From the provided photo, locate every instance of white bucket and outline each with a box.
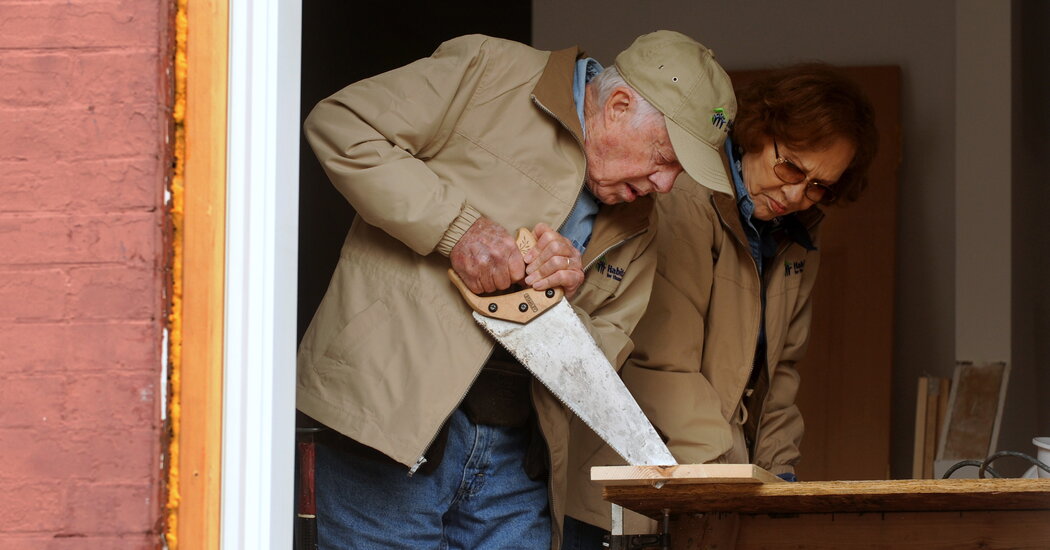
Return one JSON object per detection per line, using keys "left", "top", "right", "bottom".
{"left": 1034, "top": 437, "right": 1050, "bottom": 479}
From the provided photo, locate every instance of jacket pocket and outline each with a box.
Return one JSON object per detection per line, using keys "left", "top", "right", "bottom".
{"left": 320, "top": 299, "right": 391, "bottom": 368}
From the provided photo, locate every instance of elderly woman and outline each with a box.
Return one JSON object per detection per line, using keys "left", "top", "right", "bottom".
{"left": 562, "top": 63, "right": 878, "bottom": 547}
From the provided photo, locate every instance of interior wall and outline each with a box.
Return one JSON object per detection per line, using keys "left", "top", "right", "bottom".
{"left": 533, "top": 0, "right": 956, "bottom": 478}
{"left": 1015, "top": 0, "right": 1050, "bottom": 450}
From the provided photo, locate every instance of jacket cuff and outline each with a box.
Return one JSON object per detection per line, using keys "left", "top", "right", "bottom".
{"left": 435, "top": 204, "right": 482, "bottom": 257}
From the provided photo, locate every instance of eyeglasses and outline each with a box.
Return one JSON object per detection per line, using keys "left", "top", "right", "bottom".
{"left": 772, "top": 138, "right": 838, "bottom": 204}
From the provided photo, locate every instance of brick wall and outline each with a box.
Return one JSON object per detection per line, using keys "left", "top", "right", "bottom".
{"left": 0, "top": 1, "right": 171, "bottom": 548}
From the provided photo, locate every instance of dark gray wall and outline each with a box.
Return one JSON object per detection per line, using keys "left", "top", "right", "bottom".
{"left": 1013, "top": 0, "right": 1050, "bottom": 467}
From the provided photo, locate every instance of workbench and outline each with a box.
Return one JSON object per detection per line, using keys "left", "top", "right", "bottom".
{"left": 592, "top": 465, "right": 1050, "bottom": 550}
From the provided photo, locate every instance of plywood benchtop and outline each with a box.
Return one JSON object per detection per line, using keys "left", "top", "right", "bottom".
{"left": 592, "top": 464, "right": 1050, "bottom": 517}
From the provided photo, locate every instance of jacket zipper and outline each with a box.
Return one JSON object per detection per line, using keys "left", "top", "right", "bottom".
{"left": 751, "top": 212, "right": 823, "bottom": 452}
{"left": 530, "top": 95, "right": 589, "bottom": 233}
{"left": 408, "top": 344, "right": 496, "bottom": 476}
{"left": 712, "top": 199, "right": 764, "bottom": 416}
{"left": 582, "top": 227, "right": 646, "bottom": 272}
{"left": 722, "top": 205, "right": 824, "bottom": 459}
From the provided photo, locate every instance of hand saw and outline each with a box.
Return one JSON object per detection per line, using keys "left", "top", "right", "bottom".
{"left": 448, "top": 228, "right": 676, "bottom": 466}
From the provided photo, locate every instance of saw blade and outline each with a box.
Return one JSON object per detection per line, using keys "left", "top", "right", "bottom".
{"left": 472, "top": 299, "right": 676, "bottom": 466}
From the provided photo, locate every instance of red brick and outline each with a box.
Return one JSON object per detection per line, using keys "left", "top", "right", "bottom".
{"left": 0, "top": 269, "right": 67, "bottom": 321}
{"left": 0, "top": 375, "right": 66, "bottom": 428}
{"left": 0, "top": 158, "right": 160, "bottom": 213}
{"left": 0, "top": 535, "right": 158, "bottom": 550}
{"left": 66, "top": 482, "right": 158, "bottom": 535}
{"left": 0, "top": 1, "right": 161, "bottom": 50}
{"left": 0, "top": 322, "right": 159, "bottom": 374}
{"left": 70, "top": 50, "right": 162, "bottom": 108}
{"left": 0, "top": 480, "right": 67, "bottom": 532}
{"left": 0, "top": 104, "right": 162, "bottom": 163}
{"left": 67, "top": 265, "right": 160, "bottom": 321}
{"left": 0, "top": 213, "right": 159, "bottom": 266}
{"left": 69, "top": 323, "right": 162, "bottom": 372}
{"left": 0, "top": 52, "right": 70, "bottom": 106}
{"left": 0, "top": 50, "right": 160, "bottom": 109}
{"left": 0, "top": 428, "right": 158, "bottom": 483}
{"left": 64, "top": 373, "right": 158, "bottom": 428}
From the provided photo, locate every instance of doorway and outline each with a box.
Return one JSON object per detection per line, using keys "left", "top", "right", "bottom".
{"left": 298, "top": 1, "right": 533, "bottom": 341}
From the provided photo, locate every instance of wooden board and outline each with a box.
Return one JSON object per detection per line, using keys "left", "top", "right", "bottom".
{"left": 602, "top": 478, "right": 1050, "bottom": 517}
{"left": 676, "top": 510, "right": 1050, "bottom": 550}
{"left": 937, "top": 361, "right": 1010, "bottom": 461}
{"left": 912, "top": 376, "right": 950, "bottom": 478}
{"left": 591, "top": 464, "right": 783, "bottom": 486}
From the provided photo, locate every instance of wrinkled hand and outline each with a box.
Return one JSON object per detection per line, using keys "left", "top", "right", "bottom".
{"left": 449, "top": 217, "right": 526, "bottom": 295}
{"left": 523, "top": 223, "right": 585, "bottom": 299}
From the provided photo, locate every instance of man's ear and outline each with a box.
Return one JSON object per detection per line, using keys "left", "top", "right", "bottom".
{"left": 603, "top": 87, "right": 633, "bottom": 126}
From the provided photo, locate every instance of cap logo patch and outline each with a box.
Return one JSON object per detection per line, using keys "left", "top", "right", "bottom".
{"left": 710, "top": 108, "right": 730, "bottom": 132}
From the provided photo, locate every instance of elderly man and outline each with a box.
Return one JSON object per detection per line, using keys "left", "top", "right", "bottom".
{"left": 297, "top": 30, "right": 735, "bottom": 549}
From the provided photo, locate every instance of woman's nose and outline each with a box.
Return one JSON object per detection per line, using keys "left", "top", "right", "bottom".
{"left": 782, "top": 180, "right": 808, "bottom": 203}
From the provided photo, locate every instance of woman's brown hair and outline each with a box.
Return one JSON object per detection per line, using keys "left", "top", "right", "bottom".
{"left": 732, "top": 63, "right": 878, "bottom": 204}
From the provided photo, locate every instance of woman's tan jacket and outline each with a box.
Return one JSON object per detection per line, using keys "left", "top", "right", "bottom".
{"left": 296, "top": 34, "right": 659, "bottom": 548}
{"left": 566, "top": 175, "right": 823, "bottom": 529}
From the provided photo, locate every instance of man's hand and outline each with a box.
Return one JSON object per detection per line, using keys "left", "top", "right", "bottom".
{"left": 449, "top": 217, "right": 526, "bottom": 295}
{"left": 523, "top": 223, "right": 585, "bottom": 299}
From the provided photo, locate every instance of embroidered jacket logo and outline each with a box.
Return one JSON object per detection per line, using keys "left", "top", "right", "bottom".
{"left": 784, "top": 260, "right": 805, "bottom": 276}
{"left": 594, "top": 257, "right": 626, "bottom": 282}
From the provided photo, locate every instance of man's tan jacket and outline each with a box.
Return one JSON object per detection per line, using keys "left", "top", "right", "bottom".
{"left": 297, "top": 34, "right": 659, "bottom": 548}
{"left": 566, "top": 175, "right": 823, "bottom": 529}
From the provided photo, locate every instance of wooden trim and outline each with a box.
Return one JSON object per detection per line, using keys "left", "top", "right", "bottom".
{"left": 179, "top": 0, "right": 227, "bottom": 547}
{"left": 675, "top": 510, "right": 1050, "bottom": 550}
{"left": 603, "top": 477, "right": 1050, "bottom": 516}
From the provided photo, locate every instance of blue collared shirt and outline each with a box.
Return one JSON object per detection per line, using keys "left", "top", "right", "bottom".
{"left": 559, "top": 58, "right": 603, "bottom": 254}
{"left": 725, "top": 136, "right": 767, "bottom": 274}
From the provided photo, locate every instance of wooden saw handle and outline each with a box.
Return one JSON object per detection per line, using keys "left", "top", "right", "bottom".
{"left": 447, "top": 227, "right": 564, "bottom": 324}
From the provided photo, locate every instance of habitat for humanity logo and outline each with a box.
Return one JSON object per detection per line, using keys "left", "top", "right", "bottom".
{"left": 594, "top": 256, "right": 626, "bottom": 282}
{"left": 784, "top": 259, "right": 805, "bottom": 276}
{"left": 711, "top": 108, "right": 731, "bottom": 133}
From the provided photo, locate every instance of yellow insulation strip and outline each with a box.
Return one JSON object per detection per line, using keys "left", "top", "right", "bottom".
{"left": 165, "top": 1, "right": 188, "bottom": 548}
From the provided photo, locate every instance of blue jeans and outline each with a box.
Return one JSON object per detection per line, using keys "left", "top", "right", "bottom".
{"left": 562, "top": 516, "right": 608, "bottom": 550}
{"left": 316, "top": 408, "right": 551, "bottom": 549}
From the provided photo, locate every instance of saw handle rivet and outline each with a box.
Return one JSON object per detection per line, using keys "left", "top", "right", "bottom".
{"left": 518, "top": 303, "right": 529, "bottom": 312}
{"left": 545, "top": 289, "right": 555, "bottom": 298}
{"left": 488, "top": 303, "right": 498, "bottom": 313}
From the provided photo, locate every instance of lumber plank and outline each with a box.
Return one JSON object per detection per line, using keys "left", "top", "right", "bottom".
{"left": 602, "top": 477, "right": 1050, "bottom": 517}
{"left": 591, "top": 464, "right": 783, "bottom": 486}
{"left": 912, "top": 376, "right": 930, "bottom": 479}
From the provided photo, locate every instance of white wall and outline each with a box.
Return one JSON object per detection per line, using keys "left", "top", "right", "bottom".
{"left": 535, "top": 0, "right": 1047, "bottom": 478}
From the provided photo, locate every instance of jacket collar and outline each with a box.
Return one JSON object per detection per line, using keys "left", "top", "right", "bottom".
{"left": 582, "top": 195, "right": 655, "bottom": 268}
{"left": 713, "top": 150, "right": 823, "bottom": 253}
{"left": 532, "top": 45, "right": 586, "bottom": 142}
{"left": 533, "top": 44, "right": 656, "bottom": 257}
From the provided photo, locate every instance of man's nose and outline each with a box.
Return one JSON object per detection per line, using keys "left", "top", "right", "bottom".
{"left": 650, "top": 168, "right": 681, "bottom": 194}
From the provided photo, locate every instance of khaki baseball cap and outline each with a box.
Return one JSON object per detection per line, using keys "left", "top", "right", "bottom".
{"left": 615, "top": 30, "right": 736, "bottom": 194}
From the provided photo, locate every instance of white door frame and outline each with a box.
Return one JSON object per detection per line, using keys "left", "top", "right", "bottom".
{"left": 223, "top": 0, "right": 302, "bottom": 547}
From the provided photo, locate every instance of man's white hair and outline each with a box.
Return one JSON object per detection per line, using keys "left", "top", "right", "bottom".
{"left": 589, "top": 66, "right": 665, "bottom": 130}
